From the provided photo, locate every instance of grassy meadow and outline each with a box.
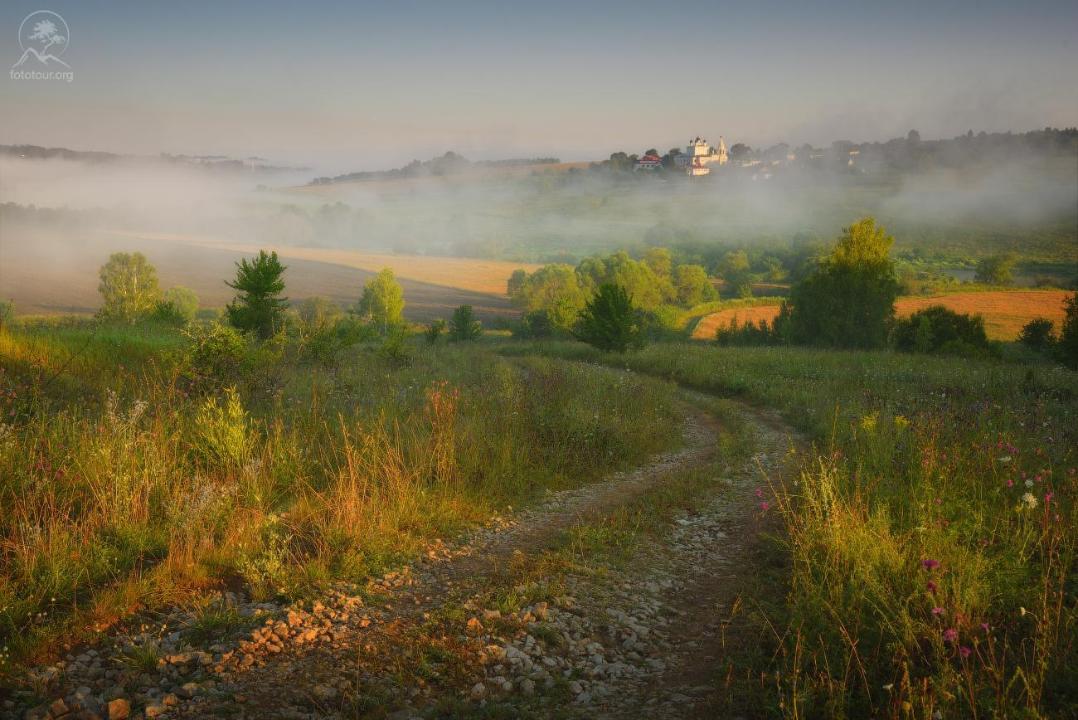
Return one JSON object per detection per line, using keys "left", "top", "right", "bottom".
{"left": 0, "top": 321, "right": 681, "bottom": 672}
{"left": 2, "top": 311, "right": 1076, "bottom": 718}
{"left": 509, "top": 341, "right": 1078, "bottom": 718}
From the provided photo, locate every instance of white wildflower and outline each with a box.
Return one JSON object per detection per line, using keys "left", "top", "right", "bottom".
{"left": 1021, "top": 492, "right": 1038, "bottom": 510}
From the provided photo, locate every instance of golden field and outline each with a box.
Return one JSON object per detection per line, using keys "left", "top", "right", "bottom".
{"left": 691, "top": 290, "right": 1072, "bottom": 341}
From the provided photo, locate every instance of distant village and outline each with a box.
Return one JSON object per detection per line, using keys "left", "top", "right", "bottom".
{"left": 613, "top": 126, "right": 1078, "bottom": 180}
{"left": 625, "top": 134, "right": 867, "bottom": 180}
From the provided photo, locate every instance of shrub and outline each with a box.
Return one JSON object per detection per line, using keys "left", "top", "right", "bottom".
{"left": 424, "top": 318, "right": 447, "bottom": 344}
{"left": 893, "top": 305, "right": 992, "bottom": 356}
{"left": 513, "top": 310, "right": 556, "bottom": 339}
{"left": 193, "top": 386, "right": 251, "bottom": 467}
{"left": 226, "top": 250, "right": 288, "bottom": 339}
{"left": 378, "top": 328, "right": 413, "bottom": 366}
{"left": 448, "top": 305, "right": 482, "bottom": 341}
{"left": 152, "top": 286, "right": 199, "bottom": 326}
{"left": 294, "top": 296, "right": 342, "bottom": 335}
{"left": 182, "top": 323, "right": 249, "bottom": 388}
{"left": 1018, "top": 318, "right": 1057, "bottom": 351}
{"left": 574, "top": 283, "right": 641, "bottom": 353}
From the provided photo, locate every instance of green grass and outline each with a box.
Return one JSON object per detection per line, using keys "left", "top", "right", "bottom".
{"left": 0, "top": 322, "right": 682, "bottom": 675}
{"left": 508, "top": 340, "right": 1078, "bottom": 719}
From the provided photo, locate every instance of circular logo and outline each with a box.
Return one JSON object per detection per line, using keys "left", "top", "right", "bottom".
{"left": 18, "top": 10, "right": 70, "bottom": 59}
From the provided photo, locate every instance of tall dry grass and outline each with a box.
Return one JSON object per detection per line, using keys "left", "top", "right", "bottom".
{"left": 0, "top": 322, "right": 680, "bottom": 672}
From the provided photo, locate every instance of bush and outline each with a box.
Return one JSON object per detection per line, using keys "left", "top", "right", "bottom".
{"left": 192, "top": 386, "right": 251, "bottom": 468}
{"left": 182, "top": 323, "right": 250, "bottom": 389}
{"left": 424, "top": 318, "right": 446, "bottom": 344}
{"left": 892, "top": 305, "right": 992, "bottom": 356}
{"left": 574, "top": 283, "right": 641, "bottom": 353}
{"left": 513, "top": 310, "right": 557, "bottom": 340}
{"left": 1018, "top": 318, "right": 1057, "bottom": 351}
{"left": 448, "top": 305, "right": 482, "bottom": 341}
{"left": 152, "top": 287, "right": 199, "bottom": 326}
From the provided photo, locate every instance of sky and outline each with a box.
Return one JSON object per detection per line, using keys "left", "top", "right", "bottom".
{"left": 1, "top": 0, "right": 1076, "bottom": 173}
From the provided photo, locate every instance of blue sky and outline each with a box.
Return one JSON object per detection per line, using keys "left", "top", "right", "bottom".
{"left": 2, "top": 0, "right": 1076, "bottom": 171}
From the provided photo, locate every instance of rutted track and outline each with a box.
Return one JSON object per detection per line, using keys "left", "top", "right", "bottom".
{"left": 6, "top": 389, "right": 803, "bottom": 720}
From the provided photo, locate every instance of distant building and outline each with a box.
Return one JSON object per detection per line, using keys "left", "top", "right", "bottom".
{"left": 634, "top": 153, "right": 663, "bottom": 171}
{"left": 675, "top": 136, "right": 728, "bottom": 176}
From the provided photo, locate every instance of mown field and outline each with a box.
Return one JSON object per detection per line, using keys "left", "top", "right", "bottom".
{"left": 691, "top": 289, "right": 1072, "bottom": 340}
{"left": 0, "top": 232, "right": 521, "bottom": 322}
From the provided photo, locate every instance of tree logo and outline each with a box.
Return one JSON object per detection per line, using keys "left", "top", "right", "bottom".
{"left": 10, "top": 10, "right": 73, "bottom": 81}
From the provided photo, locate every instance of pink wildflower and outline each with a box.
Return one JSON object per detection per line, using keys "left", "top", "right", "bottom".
{"left": 927, "top": 580, "right": 938, "bottom": 593}
{"left": 943, "top": 628, "right": 958, "bottom": 643}
{"left": 932, "top": 607, "right": 944, "bottom": 616}
{"left": 759, "top": 501, "right": 770, "bottom": 511}
{"left": 959, "top": 646, "right": 971, "bottom": 658}
{"left": 922, "top": 559, "right": 940, "bottom": 571}
{"left": 980, "top": 623, "right": 990, "bottom": 633}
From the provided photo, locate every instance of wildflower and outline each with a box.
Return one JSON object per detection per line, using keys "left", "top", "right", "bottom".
{"left": 921, "top": 559, "right": 940, "bottom": 571}
{"left": 1024, "top": 479, "right": 1034, "bottom": 488}
{"left": 927, "top": 581, "right": 937, "bottom": 593}
{"left": 893, "top": 415, "right": 909, "bottom": 431}
{"left": 754, "top": 487, "right": 763, "bottom": 499}
{"left": 860, "top": 413, "right": 878, "bottom": 432}
{"left": 1020, "top": 607, "right": 1027, "bottom": 617}
{"left": 1005, "top": 478, "right": 1014, "bottom": 488}
{"left": 759, "top": 501, "right": 770, "bottom": 511}
{"left": 959, "top": 646, "right": 972, "bottom": 658}
{"left": 1020, "top": 493, "right": 1038, "bottom": 510}
{"left": 1044, "top": 491, "right": 1053, "bottom": 505}
{"left": 980, "top": 623, "right": 990, "bottom": 633}
{"left": 943, "top": 628, "right": 958, "bottom": 643}
{"left": 932, "top": 607, "right": 944, "bottom": 616}
{"left": 998, "top": 456, "right": 1012, "bottom": 464}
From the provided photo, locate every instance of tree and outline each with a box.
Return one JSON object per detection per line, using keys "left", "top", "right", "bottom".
{"left": 574, "top": 283, "right": 640, "bottom": 353}
{"left": 507, "top": 269, "right": 528, "bottom": 299}
{"left": 98, "top": 251, "right": 161, "bottom": 322}
{"left": 153, "top": 286, "right": 199, "bottom": 326}
{"left": 225, "top": 250, "right": 288, "bottom": 339}
{"left": 1018, "top": 318, "right": 1056, "bottom": 352}
{"left": 643, "top": 247, "right": 673, "bottom": 280}
{"left": 357, "top": 268, "right": 405, "bottom": 332}
{"left": 448, "top": 305, "right": 482, "bottom": 341}
{"left": 975, "top": 254, "right": 1017, "bottom": 285}
{"left": 673, "top": 264, "right": 718, "bottom": 306}
{"left": 719, "top": 250, "right": 753, "bottom": 298}
{"left": 729, "top": 143, "right": 751, "bottom": 160}
{"left": 787, "top": 217, "right": 899, "bottom": 349}
{"left": 512, "top": 264, "right": 586, "bottom": 332}
{"left": 1060, "top": 292, "right": 1078, "bottom": 369}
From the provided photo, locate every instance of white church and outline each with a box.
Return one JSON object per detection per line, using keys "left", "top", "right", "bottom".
{"left": 675, "top": 136, "right": 728, "bottom": 176}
